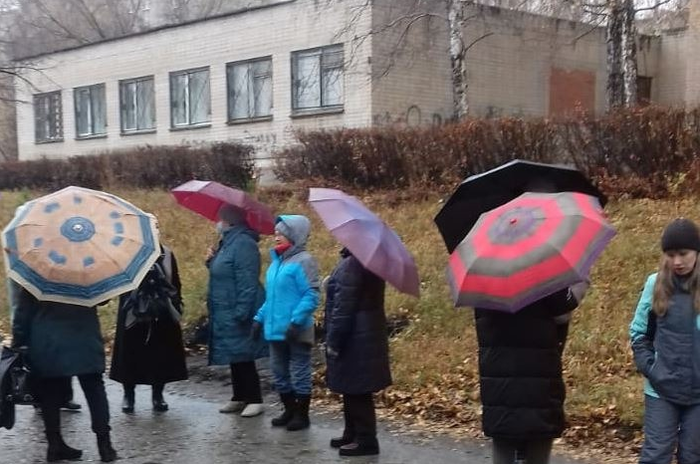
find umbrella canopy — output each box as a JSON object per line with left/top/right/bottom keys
{"left": 1, "top": 186, "right": 160, "bottom": 307}
{"left": 435, "top": 159, "right": 607, "bottom": 253}
{"left": 448, "top": 191, "right": 615, "bottom": 313}
{"left": 308, "top": 188, "right": 420, "bottom": 297}
{"left": 171, "top": 180, "right": 275, "bottom": 235}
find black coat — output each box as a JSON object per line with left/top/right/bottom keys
{"left": 324, "top": 250, "right": 392, "bottom": 395}
{"left": 110, "top": 246, "right": 188, "bottom": 386}
{"left": 475, "top": 289, "right": 578, "bottom": 441}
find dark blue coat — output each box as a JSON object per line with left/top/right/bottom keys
{"left": 9, "top": 281, "right": 106, "bottom": 378}
{"left": 207, "top": 225, "right": 267, "bottom": 365}
{"left": 324, "top": 250, "right": 392, "bottom": 394}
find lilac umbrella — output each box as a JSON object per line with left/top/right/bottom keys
{"left": 309, "top": 188, "right": 420, "bottom": 297}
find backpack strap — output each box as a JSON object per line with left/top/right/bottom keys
{"left": 161, "top": 246, "right": 174, "bottom": 285}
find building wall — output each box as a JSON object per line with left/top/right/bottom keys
{"left": 369, "top": 0, "right": 454, "bottom": 127}
{"left": 460, "top": 6, "right": 660, "bottom": 117}
{"left": 14, "top": 0, "right": 374, "bottom": 168}
{"left": 654, "top": 29, "right": 688, "bottom": 106}
{"left": 685, "top": 0, "right": 700, "bottom": 106}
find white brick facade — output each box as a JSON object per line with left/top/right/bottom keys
{"left": 12, "top": 0, "right": 699, "bottom": 165}
{"left": 15, "top": 0, "right": 375, "bottom": 167}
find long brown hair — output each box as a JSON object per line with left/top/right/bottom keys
{"left": 652, "top": 253, "right": 700, "bottom": 316}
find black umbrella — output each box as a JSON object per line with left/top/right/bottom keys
{"left": 434, "top": 159, "right": 607, "bottom": 253}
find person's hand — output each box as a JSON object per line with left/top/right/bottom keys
{"left": 326, "top": 346, "right": 340, "bottom": 359}
{"left": 570, "top": 281, "right": 590, "bottom": 304}
{"left": 250, "top": 321, "right": 262, "bottom": 341}
{"left": 285, "top": 323, "right": 302, "bottom": 342}
{"left": 205, "top": 246, "right": 217, "bottom": 262}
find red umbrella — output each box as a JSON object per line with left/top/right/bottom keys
{"left": 447, "top": 191, "right": 615, "bottom": 312}
{"left": 171, "top": 180, "right": 275, "bottom": 235}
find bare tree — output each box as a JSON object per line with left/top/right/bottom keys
{"left": 0, "top": 0, "right": 149, "bottom": 58}
{"left": 581, "top": 0, "right": 686, "bottom": 109}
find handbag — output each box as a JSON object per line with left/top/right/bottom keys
{"left": 1, "top": 346, "right": 35, "bottom": 406}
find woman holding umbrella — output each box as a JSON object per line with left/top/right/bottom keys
{"left": 324, "top": 247, "right": 392, "bottom": 456}
{"left": 9, "top": 280, "right": 118, "bottom": 462}
{"left": 308, "top": 188, "right": 420, "bottom": 456}
{"left": 2, "top": 186, "right": 165, "bottom": 463}
{"left": 207, "top": 204, "right": 267, "bottom": 417}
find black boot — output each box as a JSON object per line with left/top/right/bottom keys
{"left": 96, "top": 433, "right": 117, "bottom": 462}
{"left": 286, "top": 394, "right": 310, "bottom": 431}
{"left": 122, "top": 385, "right": 135, "bottom": 413}
{"left": 330, "top": 434, "right": 354, "bottom": 449}
{"left": 271, "top": 393, "right": 295, "bottom": 427}
{"left": 46, "top": 432, "right": 83, "bottom": 462}
{"left": 152, "top": 384, "right": 168, "bottom": 412}
{"left": 339, "top": 440, "right": 380, "bottom": 457}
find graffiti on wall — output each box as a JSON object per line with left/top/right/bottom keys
{"left": 373, "top": 105, "right": 447, "bottom": 127}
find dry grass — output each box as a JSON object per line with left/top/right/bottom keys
{"left": 1, "top": 187, "right": 697, "bottom": 457}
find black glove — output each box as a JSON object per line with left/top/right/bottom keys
{"left": 250, "top": 321, "right": 262, "bottom": 341}
{"left": 285, "top": 323, "right": 302, "bottom": 342}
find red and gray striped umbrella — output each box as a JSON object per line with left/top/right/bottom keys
{"left": 447, "top": 191, "right": 615, "bottom": 313}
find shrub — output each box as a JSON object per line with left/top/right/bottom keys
{"left": 274, "top": 107, "right": 700, "bottom": 199}
{"left": 0, "top": 142, "right": 255, "bottom": 191}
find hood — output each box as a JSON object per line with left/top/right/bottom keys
{"left": 223, "top": 224, "right": 260, "bottom": 243}
{"left": 275, "top": 215, "right": 311, "bottom": 249}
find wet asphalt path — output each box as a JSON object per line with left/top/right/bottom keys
{"left": 0, "top": 358, "right": 587, "bottom": 464}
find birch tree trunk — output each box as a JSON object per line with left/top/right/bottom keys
{"left": 447, "top": 0, "right": 469, "bottom": 119}
{"left": 621, "top": 0, "right": 638, "bottom": 106}
{"left": 606, "top": 0, "right": 625, "bottom": 109}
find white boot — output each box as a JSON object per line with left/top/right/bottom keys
{"left": 240, "top": 403, "right": 264, "bottom": 417}
{"left": 219, "top": 401, "right": 245, "bottom": 413}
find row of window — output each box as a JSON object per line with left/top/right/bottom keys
{"left": 34, "top": 44, "right": 345, "bottom": 143}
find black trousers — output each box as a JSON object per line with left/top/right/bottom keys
{"left": 37, "top": 374, "right": 110, "bottom": 435}
{"left": 230, "top": 362, "right": 262, "bottom": 403}
{"left": 342, "top": 394, "right": 377, "bottom": 445}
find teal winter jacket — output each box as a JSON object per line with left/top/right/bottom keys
{"left": 254, "top": 215, "right": 320, "bottom": 342}
{"left": 207, "top": 225, "right": 267, "bottom": 365}
{"left": 630, "top": 273, "right": 700, "bottom": 405}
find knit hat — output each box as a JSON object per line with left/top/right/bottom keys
{"left": 661, "top": 218, "right": 700, "bottom": 252}
{"left": 218, "top": 204, "right": 247, "bottom": 226}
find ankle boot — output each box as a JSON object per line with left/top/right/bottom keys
{"left": 286, "top": 394, "right": 310, "bottom": 431}
{"left": 339, "top": 439, "right": 380, "bottom": 457}
{"left": 122, "top": 385, "right": 135, "bottom": 413}
{"left": 46, "top": 432, "right": 83, "bottom": 462}
{"left": 96, "top": 433, "right": 117, "bottom": 462}
{"left": 271, "top": 393, "right": 295, "bottom": 427}
{"left": 152, "top": 384, "right": 168, "bottom": 412}
{"left": 330, "top": 432, "right": 354, "bottom": 448}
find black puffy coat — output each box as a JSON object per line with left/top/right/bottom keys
{"left": 475, "top": 289, "right": 578, "bottom": 441}
{"left": 324, "top": 249, "right": 392, "bottom": 395}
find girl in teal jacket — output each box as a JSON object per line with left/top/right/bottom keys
{"left": 630, "top": 218, "right": 700, "bottom": 464}
{"left": 253, "top": 215, "right": 320, "bottom": 431}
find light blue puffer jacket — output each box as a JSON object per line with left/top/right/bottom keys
{"left": 254, "top": 215, "right": 320, "bottom": 342}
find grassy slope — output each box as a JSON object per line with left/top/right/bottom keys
{"left": 1, "top": 189, "right": 696, "bottom": 438}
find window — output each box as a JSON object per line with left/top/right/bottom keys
{"left": 637, "top": 76, "right": 652, "bottom": 106}
{"left": 170, "top": 67, "right": 210, "bottom": 128}
{"left": 34, "top": 91, "right": 63, "bottom": 143}
{"left": 227, "top": 57, "right": 273, "bottom": 122}
{"left": 74, "top": 84, "right": 106, "bottom": 138}
{"left": 291, "top": 44, "right": 344, "bottom": 112}
{"left": 120, "top": 76, "right": 156, "bottom": 133}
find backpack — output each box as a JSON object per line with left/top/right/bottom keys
{"left": 123, "top": 249, "right": 181, "bottom": 331}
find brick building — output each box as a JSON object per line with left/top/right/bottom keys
{"left": 11, "top": 0, "right": 700, "bottom": 173}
